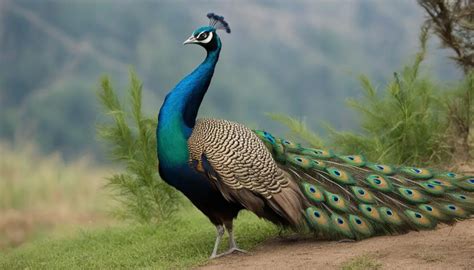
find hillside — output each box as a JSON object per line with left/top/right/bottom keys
{"left": 0, "top": 0, "right": 461, "bottom": 158}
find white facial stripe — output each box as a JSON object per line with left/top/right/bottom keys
{"left": 200, "top": 31, "right": 213, "bottom": 44}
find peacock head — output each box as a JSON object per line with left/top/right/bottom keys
{"left": 183, "top": 13, "right": 231, "bottom": 51}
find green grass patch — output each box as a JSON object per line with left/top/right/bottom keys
{"left": 340, "top": 255, "right": 382, "bottom": 270}
{"left": 0, "top": 208, "right": 278, "bottom": 269}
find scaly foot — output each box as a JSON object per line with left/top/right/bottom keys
{"left": 224, "top": 247, "right": 248, "bottom": 255}
{"left": 209, "top": 247, "right": 249, "bottom": 259}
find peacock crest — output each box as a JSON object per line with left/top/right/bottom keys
{"left": 207, "top": 12, "right": 231, "bottom": 33}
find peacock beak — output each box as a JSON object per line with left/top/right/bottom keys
{"left": 183, "top": 36, "right": 197, "bottom": 45}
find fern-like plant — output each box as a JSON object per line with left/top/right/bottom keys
{"left": 97, "top": 71, "right": 181, "bottom": 223}
{"left": 328, "top": 26, "right": 452, "bottom": 166}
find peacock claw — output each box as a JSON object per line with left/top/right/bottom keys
{"left": 209, "top": 248, "right": 249, "bottom": 259}
{"left": 225, "top": 247, "right": 249, "bottom": 255}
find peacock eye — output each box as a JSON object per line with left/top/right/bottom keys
{"left": 198, "top": 32, "right": 208, "bottom": 40}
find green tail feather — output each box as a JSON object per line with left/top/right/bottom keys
{"left": 325, "top": 191, "right": 350, "bottom": 212}
{"left": 440, "top": 203, "right": 469, "bottom": 218}
{"left": 351, "top": 186, "right": 376, "bottom": 204}
{"left": 326, "top": 167, "right": 356, "bottom": 185}
{"left": 404, "top": 210, "right": 437, "bottom": 229}
{"left": 399, "top": 167, "right": 433, "bottom": 179}
{"left": 349, "top": 215, "right": 374, "bottom": 238}
{"left": 300, "top": 148, "right": 334, "bottom": 159}
{"left": 358, "top": 204, "right": 384, "bottom": 223}
{"left": 448, "top": 193, "right": 474, "bottom": 206}
{"left": 305, "top": 206, "right": 331, "bottom": 232}
{"left": 330, "top": 213, "right": 354, "bottom": 238}
{"left": 379, "top": 206, "right": 404, "bottom": 226}
{"left": 418, "top": 204, "right": 449, "bottom": 221}
{"left": 427, "top": 178, "right": 457, "bottom": 190}
{"left": 365, "top": 174, "right": 393, "bottom": 192}
{"left": 301, "top": 182, "right": 325, "bottom": 203}
{"left": 338, "top": 155, "right": 366, "bottom": 167}
{"left": 455, "top": 177, "right": 474, "bottom": 191}
{"left": 254, "top": 130, "right": 474, "bottom": 240}
{"left": 365, "top": 163, "right": 396, "bottom": 175}
{"left": 419, "top": 181, "right": 445, "bottom": 195}
{"left": 397, "top": 187, "right": 429, "bottom": 204}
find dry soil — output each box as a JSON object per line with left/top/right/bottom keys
{"left": 200, "top": 219, "right": 474, "bottom": 270}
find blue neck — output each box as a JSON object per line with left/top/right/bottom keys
{"left": 157, "top": 43, "right": 221, "bottom": 168}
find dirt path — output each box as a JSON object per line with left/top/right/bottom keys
{"left": 200, "top": 219, "right": 474, "bottom": 270}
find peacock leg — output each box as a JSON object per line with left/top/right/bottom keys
{"left": 222, "top": 221, "right": 248, "bottom": 255}
{"left": 225, "top": 226, "right": 248, "bottom": 254}
{"left": 209, "top": 225, "right": 225, "bottom": 259}
{"left": 210, "top": 223, "right": 248, "bottom": 259}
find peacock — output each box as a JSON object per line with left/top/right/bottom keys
{"left": 156, "top": 13, "right": 474, "bottom": 259}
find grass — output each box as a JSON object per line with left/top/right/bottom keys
{"left": 0, "top": 142, "right": 109, "bottom": 249}
{"left": 340, "top": 255, "right": 382, "bottom": 270}
{"left": 0, "top": 141, "right": 277, "bottom": 269}
{"left": 0, "top": 208, "right": 278, "bottom": 269}
{"left": 0, "top": 141, "right": 278, "bottom": 269}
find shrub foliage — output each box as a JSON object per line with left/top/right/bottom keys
{"left": 273, "top": 27, "right": 472, "bottom": 167}
{"left": 327, "top": 27, "right": 451, "bottom": 165}
{"left": 97, "top": 72, "right": 181, "bottom": 223}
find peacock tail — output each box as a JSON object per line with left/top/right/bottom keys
{"left": 254, "top": 129, "right": 474, "bottom": 240}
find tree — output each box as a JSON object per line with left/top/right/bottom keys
{"left": 418, "top": 0, "right": 474, "bottom": 72}
{"left": 418, "top": 0, "right": 474, "bottom": 163}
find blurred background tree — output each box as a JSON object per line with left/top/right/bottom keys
{"left": 418, "top": 0, "right": 473, "bottom": 163}
{"left": 418, "top": 0, "right": 473, "bottom": 72}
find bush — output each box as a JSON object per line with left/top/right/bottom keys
{"left": 273, "top": 27, "right": 472, "bottom": 167}
{"left": 97, "top": 71, "right": 181, "bottom": 224}
{"left": 327, "top": 27, "right": 451, "bottom": 166}
{"left": 444, "top": 71, "right": 474, "bottom": 162}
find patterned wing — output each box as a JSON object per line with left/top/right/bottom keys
{"left": 188, "top": 119, "right": 289, "bottom": 198}
{"left": 188, "top": 119, "right": 305, "bottom": 225}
